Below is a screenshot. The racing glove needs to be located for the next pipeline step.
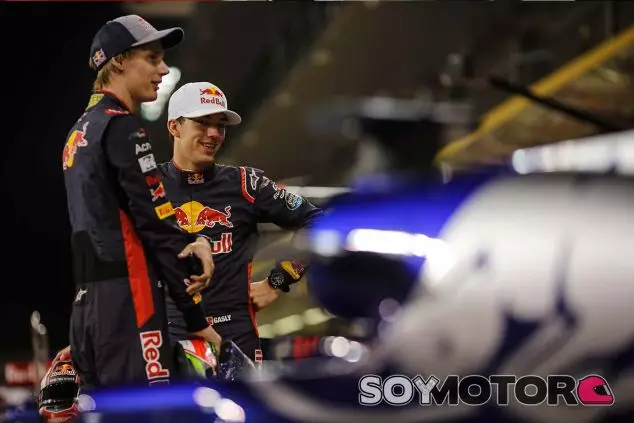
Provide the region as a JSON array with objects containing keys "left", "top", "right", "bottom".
[{"left": 267, "top": 260, "right": 307, "bottom": 293}]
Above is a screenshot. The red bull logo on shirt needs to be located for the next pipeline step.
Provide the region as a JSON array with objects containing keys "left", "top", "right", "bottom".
[
  {"left": 174, "top": 201, "right": 233, "bottom": 254},
  {"left": 62, "top": 122, "right": 89, "bottom": 170},
  {"left": 174, "top": 201, "right": 233, "bottom": 231},
  {"left": 140, "top": 330, "right": 170, "bottom": 385}
]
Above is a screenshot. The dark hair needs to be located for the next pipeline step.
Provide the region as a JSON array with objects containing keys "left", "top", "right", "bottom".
[{"left": 170, "top": 117, "right": 186, "bottom": 142}]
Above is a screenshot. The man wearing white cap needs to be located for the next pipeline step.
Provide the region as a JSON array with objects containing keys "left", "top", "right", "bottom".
[{"left": 161, "top": 82, "right": 323, "bottom": 362}]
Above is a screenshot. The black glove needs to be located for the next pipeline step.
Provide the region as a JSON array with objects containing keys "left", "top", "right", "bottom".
[{"left": 267, "top": 260, "right": 307, "bottom": 293}]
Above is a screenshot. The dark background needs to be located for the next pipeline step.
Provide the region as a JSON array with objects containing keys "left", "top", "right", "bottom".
[{"left": 0, "top": 2, "right": 127, "bottom": 356}]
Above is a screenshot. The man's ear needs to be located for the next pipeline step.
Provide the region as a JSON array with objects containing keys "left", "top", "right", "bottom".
[
  {"left": 111, "top": 56, "right": 126, "bottom": 73},
  {"left": 167, "top": 119, "right": 180, "bottom": 139}
]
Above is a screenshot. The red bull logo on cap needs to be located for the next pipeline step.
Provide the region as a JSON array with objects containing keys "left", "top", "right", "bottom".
[
  {"left": 199, "top": 87, "right": 223, "bottom": 98},
  {"left": 137, "top": 16, "right": 154, "bottom": 32},
  {"left": 92, "top": 49, "right": 106, "bottom": 69},
  {"left": 199, "top": 86, "right": 226, "bottom": 108},
  {"left": 62, "top": 123, "right": 89, "bottom": 170}
]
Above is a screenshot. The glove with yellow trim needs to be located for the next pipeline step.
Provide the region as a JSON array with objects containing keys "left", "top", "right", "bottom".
[{"left": 267, "top": 260, "right": 307, "bottom": 293}]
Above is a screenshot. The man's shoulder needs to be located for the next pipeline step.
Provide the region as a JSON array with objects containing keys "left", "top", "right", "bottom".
[
  {"left": 214, "top": 163, "right": 267, "bottom": 203},
  {"left": 216, "top": 163, "right": 265, "bottom": 176},
  {"left": 66, "top": 100, "right": 134, "bottom": 142},
  {"left": 216, "top": 163, "right": 267, "bottom": 183},
  {"left": 84, "top": 93, "right": 132, "bottom": 117},
  {"left": 82, "top": 93, "right": 140, "bottom": 131}
]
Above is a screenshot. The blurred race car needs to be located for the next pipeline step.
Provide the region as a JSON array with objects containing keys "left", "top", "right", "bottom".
[{"left": 246, "top": 103, "right": 634, "bottom": 423}]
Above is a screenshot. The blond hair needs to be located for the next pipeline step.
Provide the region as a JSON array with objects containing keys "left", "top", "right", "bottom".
[{"left": 89, "top": 50, "right": 134, "bottom": 91}]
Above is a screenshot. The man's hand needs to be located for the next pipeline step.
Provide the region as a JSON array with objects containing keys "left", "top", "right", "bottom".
[
  {"left": 54, "top": 345, "right": 71, "bottom": 363},
  {"left": 250, "top": 279, "right": 280, "bottom": 311},
  {"left": 178, "top": 237, "right": 214, "bottom": 295},
  {"left": 191, "top": 326, "right": 222, "bottom": 352}
]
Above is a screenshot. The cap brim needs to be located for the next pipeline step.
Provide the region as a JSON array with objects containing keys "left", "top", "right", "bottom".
[
  {"left": 178, "top": 109, "right": 242, "bottom": 126},
  {"left": 132, "top": 27, "right": 184, "bottom": 51}
]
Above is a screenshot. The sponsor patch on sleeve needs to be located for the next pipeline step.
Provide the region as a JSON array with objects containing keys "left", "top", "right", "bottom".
[
  {"left": 135, "top": 142, "right": 151, "bottom": 155},
  {"left": 145, "top": 174, "right": 161, "bottom": 186},
  {"left": 285, "top": 192, "right": 304, "bottom": 210},
  {"left": 62, "top": 123, "right": 89, "bottom": 171},
  {"left": 138, "top": 154, "right": 158, "bottom": 173},
  {"left": 150, "top": 182, "right": 167, "bottom": 202}
]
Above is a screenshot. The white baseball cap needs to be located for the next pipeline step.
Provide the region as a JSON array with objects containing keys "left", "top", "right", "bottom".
[{"left": 167, "top": 82, "right": 242, "bottom": 125}]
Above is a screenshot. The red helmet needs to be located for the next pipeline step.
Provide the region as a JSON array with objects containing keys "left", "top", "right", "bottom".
[{"left": 38, "top": 361, "right": 80, "bottom": 422}]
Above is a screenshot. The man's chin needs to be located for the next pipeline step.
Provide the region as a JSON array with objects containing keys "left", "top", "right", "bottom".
[
  {"left": 197, "top": 155, "right": 216, "bottom": 167},
  {"left": 142, "top": 92, "right": 159, "bottom": 103}
]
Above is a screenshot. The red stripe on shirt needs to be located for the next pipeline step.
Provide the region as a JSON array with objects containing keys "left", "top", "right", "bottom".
[
  {"left": 247, "top": 262, "right": 259, "bottom": 337},
  {"left": 119, "top": 210, "right": 155, "bottom": 328},
  {"left": 240, "top": 167, "right": 255, "bottom": 204}
]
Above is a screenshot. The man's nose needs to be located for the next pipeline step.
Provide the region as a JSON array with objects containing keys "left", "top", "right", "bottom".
[
  {"left": 207, "top": 126, "right": 223, "bottom": 137},
  {"left": 158, "top": 60, "right": 170, "bottom": 76}
]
